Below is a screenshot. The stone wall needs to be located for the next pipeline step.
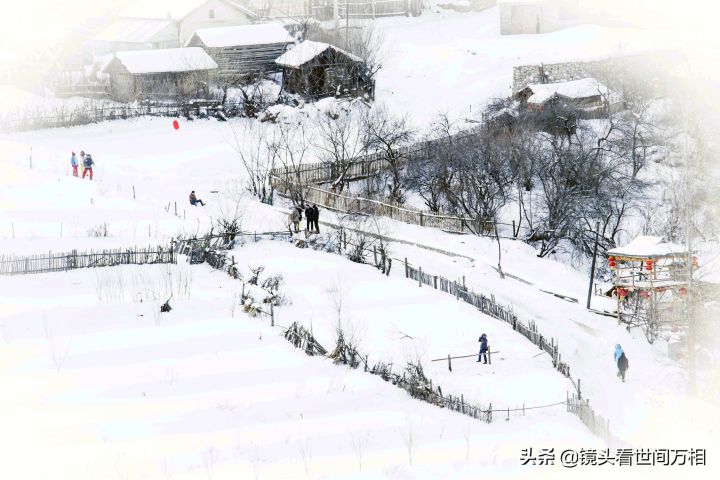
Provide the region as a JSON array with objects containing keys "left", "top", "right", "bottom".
[{"left": 511, "top": 52, "right": 675, "bottom": 93}]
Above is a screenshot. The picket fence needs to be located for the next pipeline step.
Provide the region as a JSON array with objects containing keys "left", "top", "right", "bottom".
[{"left": 0, "top": 246, "right": 175, "bottom": 276}]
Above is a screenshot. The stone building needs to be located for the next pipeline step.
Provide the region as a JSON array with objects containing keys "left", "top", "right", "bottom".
[{"left": 498, "top": 0, "right": 579, "bottom": 35}]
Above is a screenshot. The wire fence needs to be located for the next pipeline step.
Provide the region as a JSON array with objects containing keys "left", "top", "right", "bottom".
[{"left": 0, "top": 246, "right": 175, "bottom": 276}]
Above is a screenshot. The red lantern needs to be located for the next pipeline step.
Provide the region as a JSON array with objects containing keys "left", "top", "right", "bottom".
[
  {"left": 617, "top": 288, "right": 627, "bottom": 298},
  {"left": 609, "top": 260, "right": 616, "bottom": 268},
  {"left": 172, "top": 119, "right": 180, "bottom": 130},
  {"left": 645, "top": 259, "right": 653, "bottom": 271}
]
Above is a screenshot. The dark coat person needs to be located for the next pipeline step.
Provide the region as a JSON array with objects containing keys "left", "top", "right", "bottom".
[
  {"left": 305, "top": 205, "right": 314, "bottom": 231},
  {"left": 477, "top": 333, "right": 489, "bottom": 364},
  {"left": 189, "top": 191, "right": 205, "bottom": 206},
  {"left": 311, "top": 204, "right": 320, "bottom": 233},
  {"left": 617, "top": 352, "right": 629, "bottom": 382}
]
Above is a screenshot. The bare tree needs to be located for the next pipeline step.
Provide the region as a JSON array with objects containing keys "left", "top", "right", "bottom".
[
  {"left": 312, "top": 108, "right": 370, "bottom": 193},
  {"left": 364, "top": 107, "right": 414, "bottom": 204},
  {"left": 267, "top": 121, "right": 311, "bottom": 207},
  {"left": 227, "top": 121, "right": 275, "bottom": 204}
]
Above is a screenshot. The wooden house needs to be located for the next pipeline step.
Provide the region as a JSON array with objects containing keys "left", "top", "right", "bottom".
[
  {"left": 514, "top": 77, "right": 622, "bottom": 117},
  {"left": 186, "top": 24, "right": 294, "bottom": 80},
  {"left": 102, "top": 47, "right": 218, "bottom": 102},
  {"left": 94, "top": 0, "right": 258, "bottom": 52},
  {"left": 274, "top": 41, "right": 373, "bottom": 99}
]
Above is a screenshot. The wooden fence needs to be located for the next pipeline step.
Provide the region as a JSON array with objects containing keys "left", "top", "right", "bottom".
[
  {"left": 0, "top": 100, "right": 225, "bottom": 133},
  {"left": 168, "top": 229, "right": 612, "bottom": 443},
  {"left": 0, "top": 246, "right": 175, "bottom": 276},
  {"left": 403, "top": 260, "right": 611, "bottom": 443}
]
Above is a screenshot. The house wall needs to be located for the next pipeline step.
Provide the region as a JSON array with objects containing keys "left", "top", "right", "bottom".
[
  {"left": 190, "top": 43, "right": 290, "bottom": 79},
  {"left": 500, "top": 0, "right": 578, "bottom": 35},
  {"left": 109, "top": 71, "right": 136, "bottom": 102},
  {"left": 179, "top": 0, "right": 252, "bottom": 45}
]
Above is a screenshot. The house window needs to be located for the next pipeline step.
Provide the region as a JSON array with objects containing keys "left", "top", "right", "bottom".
[{"left": 209, "top": 9, "right": 215, "bottom": 19}]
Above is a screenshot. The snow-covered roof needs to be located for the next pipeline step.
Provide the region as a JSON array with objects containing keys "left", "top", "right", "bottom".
[
  {"left": 524, "top": 78, "right": 610, "bottom": 105},
  {"left": 93, "top": 18, "right": 175, "bottom": 44},
  {"left": 275, "top": 41, "right": 361, "bottom": 68},
  {"left": 190, "top": 24, "right": 293, "bottom": 48},
  {"left": 120, "top": 0, "right": 256, "bottom": 21},
  {"left": 107, "top": 48, "right": 218, "bottom": 75},
  {"left": 607, "top": 236, "right": 688, "bottom": 258}
]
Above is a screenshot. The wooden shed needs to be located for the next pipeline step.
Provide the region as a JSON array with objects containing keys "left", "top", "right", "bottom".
[
  {"left": 514, "top": 77, "right": 623, "bottom": 118},
  {"left": 275, "top": 41, "right": 373, "bottom": 100},
  {"left": 186, "top": 24, "right": 293, "bottom": 80},
  {"left": 102, "top": 47, "right": 218, "bottom": 102}
]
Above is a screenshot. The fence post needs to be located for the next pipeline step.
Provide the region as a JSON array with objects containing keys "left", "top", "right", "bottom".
[
  {"left": 404, "top": 257, "right": 408, "bottom": 278},
  {"left": 271, "top": 303, "right": 275, "bottom": 327},
  {"left": 433, "top": 275, "right": 437, "bottom": 289},
  {"left": 419, "top": 212, "right": 424, "bottom": 226},
  {"left": 577, "top": 378, "right": 582, "bottom": 400},
  {"left": 462, "top": 275, "right": 465, "bottom": 290},
  {"left": 418, "top": 267, "right": 422, "bottom": 287},
  {"left": 447, "top": 354, "right": 452, "bottom": 372},
  {"left": 174, "top": 202, "right": 177, "bottom": 216},
  {"left": 133, "top": 185, "right": 136, "bottom": 200},
  {"left": 454, "top": 282, "right": 459, "bottom": 300},
  {"left": 488, "top": 348, "right": 492, "bottom": 365}
]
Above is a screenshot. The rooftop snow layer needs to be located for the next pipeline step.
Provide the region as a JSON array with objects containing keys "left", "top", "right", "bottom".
[
  {"left": 191, "top": 24, "right": 293, "bottom": 48},
  {"left": 275, "top": 40, "right": 361, "bottom": 68},
  {"left": 110, "top": 47, "right": 218, "bottom": 74},
  {"left": 94, "top": 18, "right": 175, "bottom": 43},
  {"left": 607, "top": 235, "right": 688, "bottom": 258},
  {"left": 120, "top": 0, "right": 256, "bottom": 21},
  {"left": 525, "top": 78, "right": 609, "bottom": 104}
]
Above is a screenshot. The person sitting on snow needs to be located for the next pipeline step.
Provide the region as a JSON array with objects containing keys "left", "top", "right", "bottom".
[{"left": 189, "top": 191, "right": 205, "bottom": 206}]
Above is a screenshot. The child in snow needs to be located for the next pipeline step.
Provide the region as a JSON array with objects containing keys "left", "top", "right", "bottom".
[
  {"left": 82, "top": 153, "right": 94, "bottom": 180},
  {"left": 477, "top": 333, "right": 489, "bottom": 364},
  {"left": 79, "top": 150, "right": 86, "bottom": 177},
  {"left": 289, "top": 207, "right": 302, "bottom": 233},
  {"left": 70, "top": 152, "right": 78, "bottom": 177},
  {"left": 189, "top": 191, "right": 206, "bottom": 206}
]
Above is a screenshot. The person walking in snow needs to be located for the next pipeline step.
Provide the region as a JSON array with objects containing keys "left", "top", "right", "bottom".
[
  {"left": 305, "top": 204, "right": 314, "bottom": 232},
  {"left": 618, "top": 351, "right": 629, "bottom": 382},
  {"left": 477, "top": 333, "right": 489, "bottom": 364},
  {"left": 70, "top": 151, "right": 78, "bottom": 177},
  {"left": 614, "top": 344, "right": 629, "bottom": 381},
  {"left": 189, "top": 190, "right": 205, "bottom": 206},
  {"left": 311, "top": 204, "right": 320, "bottom": 233},
  {"left": 82, "top": 153, "right": 94, "bottom": 180}
]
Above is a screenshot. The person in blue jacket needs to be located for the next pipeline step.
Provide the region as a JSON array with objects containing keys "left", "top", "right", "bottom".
[
  {"left": 614, "top": 344, "right": 629, "bottom": 381},
  {"left": 70, "top": 151, "right": 78, "bottom": 177},
  {"left": 477, "top": 333, "right": 489, "bottom": 364}
]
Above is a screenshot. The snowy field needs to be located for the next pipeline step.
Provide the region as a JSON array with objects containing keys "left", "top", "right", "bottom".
[{"left": 0, "top": 261, "right": 602, "bottom": 480}]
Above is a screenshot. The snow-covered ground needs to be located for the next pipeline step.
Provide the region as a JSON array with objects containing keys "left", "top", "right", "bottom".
[
  {"left": 1, "top": 5, "right": 719, "bottom": 480},
  {"left": 0, "top": 261, "right": 602, "bottom": 480}
]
